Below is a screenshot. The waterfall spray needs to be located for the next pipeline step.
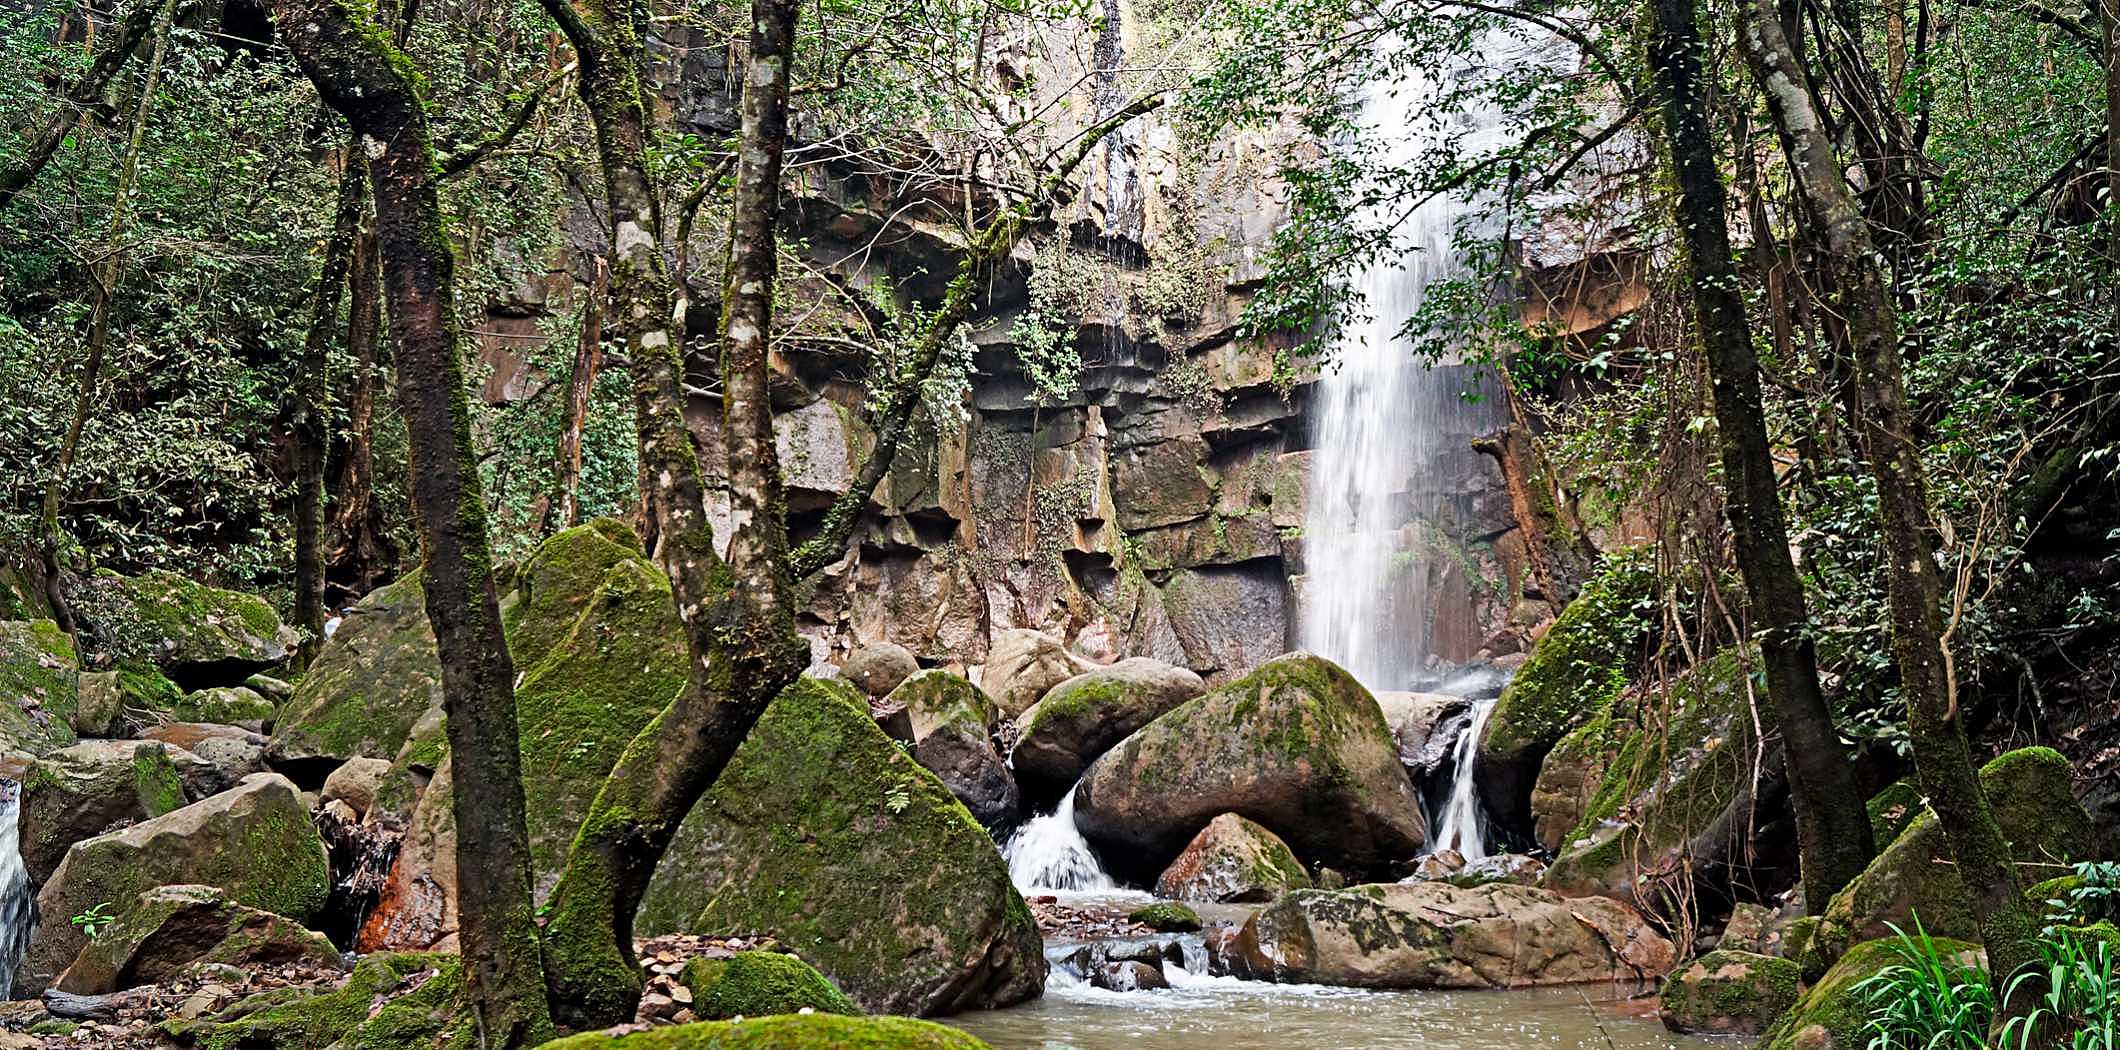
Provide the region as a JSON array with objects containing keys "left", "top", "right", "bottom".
[{"left": 1004, "top": 787, "right": 1116, "bottom": 893}]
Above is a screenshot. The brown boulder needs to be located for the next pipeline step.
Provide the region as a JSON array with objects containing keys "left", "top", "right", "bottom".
[
  {"left": 841, "top": 641, "right": 920, "bottom": 697},
  {"left": 1012, "top": 658, "right": 1204, "bottom": 804},
  {"left": 981, "top": 629, "right": 1089, "bottom": 720},
  {"left": 1153, "top": 813, "right": 1312, "bottom": 903}
]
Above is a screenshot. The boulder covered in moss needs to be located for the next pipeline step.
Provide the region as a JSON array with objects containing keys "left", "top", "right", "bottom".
[
  {"left": 55, "top": 883, "right": 339, "bottom": 994},
  {"left": 1864, "top": 778, "right": 1923, "bottom": 845},
  {"left": 1128, "top": 902, "right": 1203, "bottom": 932},
  {"left": 166, "top": 685, "right": 277, "bottom": 730},
  {"left": 1659, "top": 949, "right": 1801, "bottom": 1035},
  {"left": 1012, "top": 657, "right": 1205, "bottom": 804},
  {"left": 636, "top": 678, "right": 1045, "bottom": 1016},
  {"left": 1074, "top": 653, "right": 1425, "bottom": 880},
  {"left": 982, "top": 628, "right": 1089, "bottom": 719},
  {"left": 536, "top": 1015, "right": 993, "bottom": 1050},
  {"left": 265, "top": 571, "right": 442, "bottom": 774},
  {"left": 162, "top": 951, "right": 471, "bottom": 1049},
  {"left": 1760, "top": 936, "right": 1982, "bottom": 1049},
  {"left": 18, "top": 739, "right": 192, "bottom": 882},
  {"left": 359, "top": 522, "right": 689, "bottom": 950},
  {"left": 68, "top": 570, "right": 298, "bottom": 689},
  {"left": 0, "top": 618, "right": 82, "bottom": 755},
  {"left": 19, "top": 771, "right": 329, "bottom": 995},
  {"left": 881, "top": 671, "right": 1017, "bottom": 828},
  {"left": 1152, "top": 812, "right": 1311, "bottom": 903},
  {"left": 1815, "top": 747, "right": 2097, "bottom": 957},
  {"left": 1227, "top": 881, "right": 1677, "bottom": 988},
  {"left": 1475, "top": 554, "right": 1654, "bottom": 832},
  {"left": 680, "top": 950, "right": 861, "bottom": 1020},
  {"left": 1539, "top": 647, "right": 1756, "bottom": 902},
  {"left": 889, "top": 670, "right": 999, "bottom": 739}
]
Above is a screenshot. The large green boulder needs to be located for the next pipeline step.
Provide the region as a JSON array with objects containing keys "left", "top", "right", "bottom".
[
  {"left": 18, "top": 739, "right": 191, "bottom": 882},
  {"left": 1812, "top": 746, "right": 2097, "bottom": 963},
  {"left": 358, "top": 521, "right": 687, "bottom": 948},
  {"left": 162, "top": 951, "right": 471, "bottom": 1049},
  {"left": 636, "top": 678, "right": 1045, "bottom": 1016},
  {"left": 18, "top": 771, "right": 329, "bottom": 995},
  {"left": 1760, "top": 936, "right": 1983, "bottom": 1049},
  {"left": 887, "top": 671, "right": 1017, "bottom": 829},
  {"left": 1659, "top": 949, "right": 1802, "bottom": 1035},
  {"left": 537, "top": 1016, "right": 993, "bottom": 1050},
  {"left": 55, "top": 883, "right": 339, "bottom": 995},
  {"left": 266, "top": 571, "right": 443, "bottom": 774},
  {"left": 1539, "top": 647, "right": 1755, "bottom": 904},
  {"left": 1476, "top": 553, "right": 1655, "bottom": 832},
  {"left": 1073, "top": 652, "right": 1425, "bottom": 880},
  {"left": 680, "top": 951, "right": 861, "bottom": 1020},
  {"left": 0, "top": 618, "right": 82, "bottom": 754},
  {"left": 68, "top": 570, "right": 298, "bottom": 689},
  {"left": 1012, "top": 657, "right": 1205, "bottom": 804}
]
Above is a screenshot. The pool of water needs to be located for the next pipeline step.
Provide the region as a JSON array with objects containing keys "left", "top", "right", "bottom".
[{"left": 947, "top": 948, "right": 1732, "bottom": 1050}]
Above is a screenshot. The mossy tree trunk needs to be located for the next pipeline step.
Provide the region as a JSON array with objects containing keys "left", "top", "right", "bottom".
[
  {"left": 293, "top": 144, "right": 366, "bottom": 667},
  {"left": 267, "top": 1, "right": 552, "bottom": 1044},
  {"left": 1647, "top": 0, "right": 1875, "bottom": 907},
  {"left": 1736, "top": 0, "right": 2041, "bottom": 993},
  {"left": 533, "top": 0, "right": 809, "bottom": 1028}
]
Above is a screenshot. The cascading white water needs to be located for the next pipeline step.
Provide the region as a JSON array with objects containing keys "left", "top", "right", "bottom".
[
  {"left": 0, "top": 780, "right": 35, "bottom": 999},
  {"left": 1430, "top": 697, "right": 1498, "bottom": 861},
  {"left": 1003, "top": 788, "right": 1116, "bottom": 892},
  {"left": 1298, "top": 66, "right": 1511, "bottom": 691}
]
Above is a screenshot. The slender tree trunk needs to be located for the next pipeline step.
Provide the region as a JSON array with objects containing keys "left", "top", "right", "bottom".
[
  {"left": 1737, "top": 0, "right": 2040, "bottom": 989},
  {"left": 1648, "top": 0, "right": 1875, "bottom": 908},
  {"left": 0, "top": 0, "right": 172, "bottom": 214},
  {"left": 533, "top": 0, "right": 808, "bottom": 1027},
  {"left": 547, "top": 260, "right": 606, "bottom": 534},
  {"left": 268, "top": 2, "right": 551, "bottom": 1044},
  {"left": 328, "top": 225, "right": 399, "bottom": 601},
  {"left": 294, "top": 144, "right": 366, "bottom": 666}
]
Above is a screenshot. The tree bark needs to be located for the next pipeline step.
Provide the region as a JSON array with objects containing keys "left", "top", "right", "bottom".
[
  {"left": 268, "top": 2, "right": 551, "bottom": 1044},
  {"left": 0, "top": 0, "right": 172, "bottom": 214},
  {"left": 1737, "top": 0, "right": 2040, "bottom": 989},
  {"left": 547, "top": 260, "right": 606, "bottom": 534},
  {"left": 293, "top": 144, "right": 366, "bottom": 666},
  {"left": 327, "top": 225, "right": 400, "bottom": 602},
  {"left": 1648, "top": 0, "right": 1875, "bottom": 908},
  {"left": 533, "top": 0, "right": 808, "bottom": 1028}
]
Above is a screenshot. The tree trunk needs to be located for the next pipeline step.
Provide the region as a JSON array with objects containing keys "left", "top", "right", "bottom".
[
  {"left": 1737, "top": 0, "right": 2040, "bottom": 989},
  {"left": 327, "top": 225, "right": 399, "bottom": 603},
  {"left": 547, "top": 259, "right": 606, "bottom": 534},
  {"left": 0, "top": 0, "right": 172, "bottom": 214},
  {"left": 268, "top": 2, "right": 551, "bottom": 1044},
  {"left": 533, "top": 0, "right": 808, "bottom": 1028},
  {"left": 1648, "top": 0, "right": 1875, "bottom": 908},
  {"left": 294, "top": 144, "right": 366, "bottom": 666}
]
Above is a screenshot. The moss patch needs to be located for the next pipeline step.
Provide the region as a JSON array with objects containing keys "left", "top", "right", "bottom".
[
  {"left": 681, "top": 951, "right": 861, "bottom": 1020},
  {"left": 536, "top": 1015, "right": 992, "bottom": 1050},
  {"left": 1128, "top": 902, "right": 1202, "bottom": 932},
  {"left": 0, "top": 618, "right": 82, "bottom": 754},
  {"left": 1761, "top": 936, "right": 1982, "bottom": 1050},
  {"left": 163, "top": 952, "right": 472, "bottom": 1050},
  {"left": 1660, "top": 949, "right": 1801, "bottom": 1035}
]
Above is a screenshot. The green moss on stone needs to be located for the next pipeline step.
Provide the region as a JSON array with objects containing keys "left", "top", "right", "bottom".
[
  {"left": 681, "top": 951, "right": 862, "bottom": 1020},
  {"left": 132, "top": 746, "right": 185, "bottom": 816},
  {"left": 1661, "top": 949, "right": 1801, "bottom": 1035},
  {"left": 1479, "top": 551, "right": 1655, "bottom": 764},
  {"left": 536, "top": 1015, "right": 993, "bottom": 1050},
  {"left": 0, "top": 618, "right": 82, "bottom": 754},
  {"left": 1864, "top": 779, "right": 1924, "bottom": 846},
  {"left": 166, "top": 952, "right": 471, "bottom": 1050},
  {"left": 1128, "top": 902, "right": 1203, "bottom": 931},
  {"left": 1760, "top": 936, "right": 1982, "bottom": 1050}
]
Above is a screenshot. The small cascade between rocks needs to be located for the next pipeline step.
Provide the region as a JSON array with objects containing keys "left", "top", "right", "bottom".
[
  {"left": 1003, "top": 788, "right": 1116, "bottom": 893},
  {"left": 0, "top": 780, "right": 35, "bottom": 999},
  {"left": 1429, "top": 696, "right": 1498, "bottom": 861}
]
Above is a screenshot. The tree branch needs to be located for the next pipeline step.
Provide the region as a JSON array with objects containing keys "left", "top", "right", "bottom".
[{"left": 437, "top": 61, "right": 576, "bottom": 178}]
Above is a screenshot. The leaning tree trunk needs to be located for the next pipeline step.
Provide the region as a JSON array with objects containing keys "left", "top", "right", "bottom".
[
  {"left": 1648, "top": 0, "right": 1875, "bottom": 907},
  {"left": 534, "top": 0, "right": 808, "bottom": 1028},
  {"left": 293, "top": 144, "right": 366, "bottom": 666},
  {"left": 1737, "top": 0, "right": 2040, "bottom": 989},
  {"left": 268, "top": 1, "right": 552, "bottom": 1044}
]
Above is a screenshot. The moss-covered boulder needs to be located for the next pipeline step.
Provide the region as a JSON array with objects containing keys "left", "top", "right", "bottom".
[
  {"left": 1864, "top": 779, "right": 1923, "bottom": 845},
  {"left": 68, "top": 570, "right": 298, "bottom": 689},
  {"left": 636, "top": 678, "right": 1045, "bottom": 1016},
  {"left": 55, "top": 883, "right": 339, "bottom": 994},
  {"left": 1074, "top": 653, "right": 1425, "bottom": 880},
  {"left": 1760, "top": 936, "right": 1982, "bottom": 1049},
  {"left": 1152, "top": 812, "right": 1311, "bottom": 903},
  {"left": 1012, "top": 657, "right": 1205, "bottom": 804},
  {"left": 680, "top": 951, "right": 862, "bottom": 1020},
  {"left": 162, "top": 951, "right": 472, "bottom": 1049},
  {"left": 166, "top": 685, "right": 278, "bottom": 729},
  {"left": 1227, "top": 881, "right": 1677, "bottom": 988},
  {"left": 18, "top": 739, "right": 191, "bottom": 882},
  {"left": 0, "top": 618, "right": 82, "bottom": 754},
  {"left": 1539, "top": 648, "right": 1755, "bottom": 903},
  {"left": 19, "top": 771, "right": 329, "bottom": 995},
  {"left": 266, "top": 571, "right": 442, "bottom": 774},
  {"left": 888, "top": 670, "right": 999, "bottom": 739},
  {"left": 1659, "top": 949, "right": 1801, "bottom": 1035},
  {"left": 536, "top": 1015, "right": 992, "bottom": 1050},
  {"left": 1475, "top": 554, "right": 1654, "bottom": 832},
  {"left": 359, "top": 522, "right": 688, "bottom": 950},
  {"left": 1815, "top": 747, "right": 2097, "bottom": 958},
  {"left": 1128, "top": 902, "right": 1202, "bottom": 932}
]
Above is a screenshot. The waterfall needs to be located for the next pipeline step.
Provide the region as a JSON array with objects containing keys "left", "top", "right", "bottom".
[
  {"left": 1430, "top": 696, "right": 1498, "bottom": 861},
  {"left": 1298, "top": 57, "right": 1510, "bottom": 689},
  {"left": 0, "top": 780, "right": 35, "bottom": 999},
  {"left": 1004, "top": 788, "right": 1116, "bottom": 893}
]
